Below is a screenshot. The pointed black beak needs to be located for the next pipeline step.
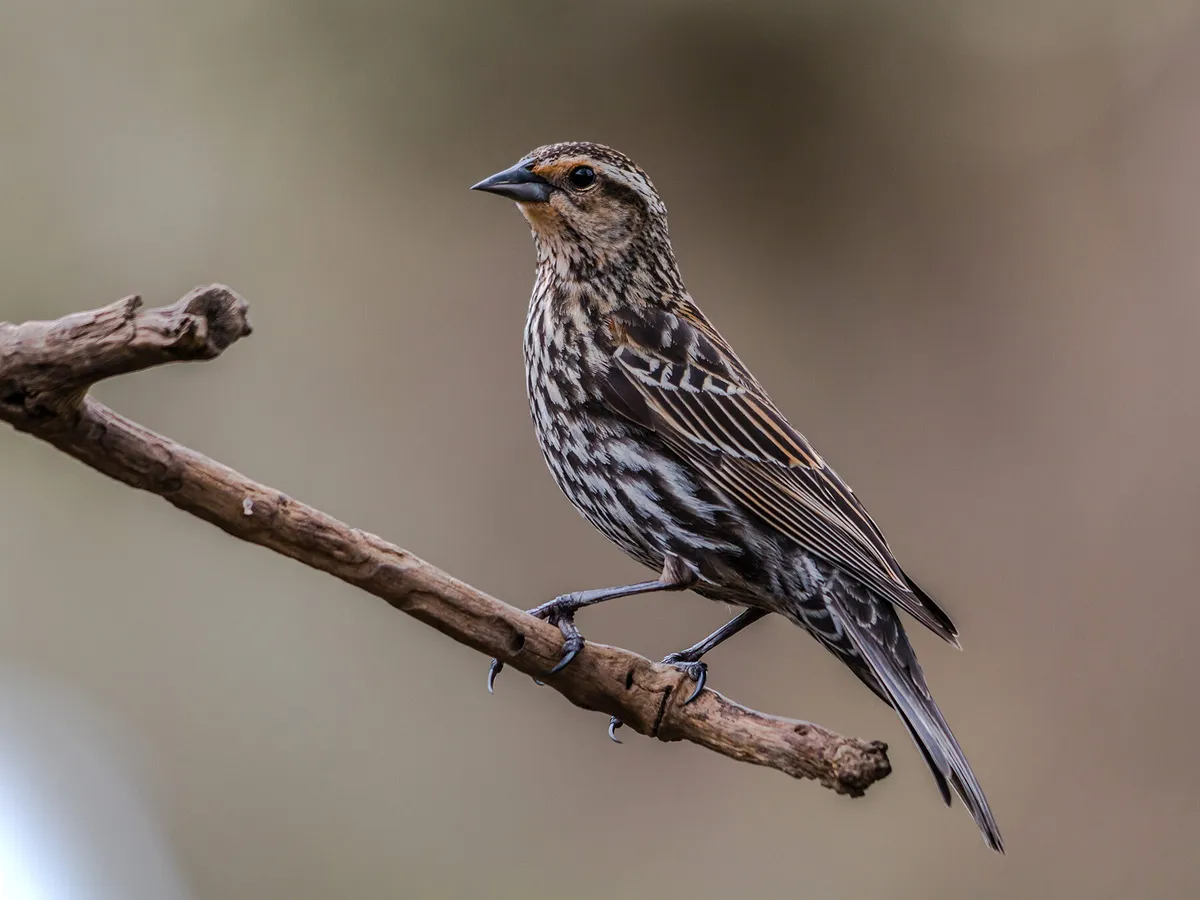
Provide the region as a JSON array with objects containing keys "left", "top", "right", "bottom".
[{"left": 470, "top": 162, "right": 553, "bottom": 203}]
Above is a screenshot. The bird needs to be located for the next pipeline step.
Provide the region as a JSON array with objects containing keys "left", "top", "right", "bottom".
[{"left": 471, "top": 141, "right": 1003, "bottom": 852}]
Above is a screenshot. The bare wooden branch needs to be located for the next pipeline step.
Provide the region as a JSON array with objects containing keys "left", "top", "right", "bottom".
[{"left": 0, "top": 287, "right": 891, "bottom": 796}]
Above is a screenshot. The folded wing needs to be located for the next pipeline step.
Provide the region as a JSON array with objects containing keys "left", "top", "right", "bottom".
[{"left": 602, "top": 306, "right": 959, "bottom": 645}]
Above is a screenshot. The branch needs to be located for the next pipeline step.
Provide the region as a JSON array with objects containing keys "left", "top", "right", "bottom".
[{"left": 0, "top": 287, "right": 891, "bottom": 796}]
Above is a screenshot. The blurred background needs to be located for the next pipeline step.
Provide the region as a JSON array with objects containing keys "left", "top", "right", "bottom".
[{"left": 2, "top": 0, "right": 1199, "bottom": 896}]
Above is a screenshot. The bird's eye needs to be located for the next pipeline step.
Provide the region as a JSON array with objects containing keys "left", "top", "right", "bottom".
[{"left": 568, "top": 165, "right": 596, "bottom": 189}]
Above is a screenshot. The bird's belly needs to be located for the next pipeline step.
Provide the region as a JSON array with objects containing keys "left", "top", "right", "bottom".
[
  {"left": 528, "top": 391, "right": 753, "bottom": 580},
  {"left": 527, "top": 394, "right": 845, "bottom": 628},
  {"left": 532, "top": 410, "right": 664, "bottom": 569}
]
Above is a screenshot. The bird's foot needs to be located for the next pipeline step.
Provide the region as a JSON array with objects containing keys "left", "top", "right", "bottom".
[
  {"left": 539, "top": 600, "right": 586, "bottom": 675},
  {"left": 606, "top": 655, "right": 709, "bottom": 742},
  {"left": 662, "top": 653, "right": 708, "bottom": 704},
  {"left": 486, "top": 593, "right": 589, "bottom": 692}
]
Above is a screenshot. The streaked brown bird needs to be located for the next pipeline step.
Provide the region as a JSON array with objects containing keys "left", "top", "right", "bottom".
[{"left": 472, "top": 141, "right": 1003, "bottom": 852}]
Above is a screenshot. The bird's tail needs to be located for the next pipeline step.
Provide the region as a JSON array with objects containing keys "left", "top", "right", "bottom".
[{"left": 826, "top": 588, "right": 1005, "bottom": 853}]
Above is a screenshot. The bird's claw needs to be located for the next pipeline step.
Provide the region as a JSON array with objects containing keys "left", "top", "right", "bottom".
[
  {"left": 485, "top": 656, "right": 544, "bottom": 693},
  {"left": 663, "top": 656, "right": 708, "bottom": 705},
  {"left": 485, "top": 596, "right": 588, "bottom": 691},
  {"left": 487, "top": 658, "right": 503, "bottom": 693},
  {"left": 608, "top": 716, "right": 623, "bottom": 743},
  {"left": 545, "top": 632, "right": 583, "bottom": 675},
  {"left": 603, "top": 657, "right": 706, "bottom": 742},
  {"left": 541, "top": 603, "right": 585, "bottom": 675}
]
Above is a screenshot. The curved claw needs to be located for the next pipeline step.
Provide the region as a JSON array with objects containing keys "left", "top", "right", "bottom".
[
  {"left": 683, "top": 664, "right": 707, "bottom": 704},
  {"left": 487, "top": 658, "right": 503, "bottom": 693},
  {"left": 608, "top": 717, "right": 624, "bottom": 743},
  {"left": 546, "top": 644, "right": 579, "bottom": 675}
]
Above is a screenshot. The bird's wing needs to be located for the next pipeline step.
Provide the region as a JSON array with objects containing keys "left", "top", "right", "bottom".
[{"left": 601, "top": 305, "right": 959, "bottom": 645}]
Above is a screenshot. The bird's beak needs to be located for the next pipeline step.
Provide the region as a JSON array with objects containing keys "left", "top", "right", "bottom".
[{"left": 470, "top": 163, "right": 553, "bottom": 203}]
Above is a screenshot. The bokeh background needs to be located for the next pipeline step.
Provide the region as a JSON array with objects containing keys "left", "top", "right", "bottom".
[{"left": 3, "top": 1, "right": 1200, "bottom": 897}]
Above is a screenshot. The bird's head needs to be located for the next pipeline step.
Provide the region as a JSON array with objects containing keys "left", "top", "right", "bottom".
[{"left": 472, "top": 142, "right": 670, "bottom": 270}]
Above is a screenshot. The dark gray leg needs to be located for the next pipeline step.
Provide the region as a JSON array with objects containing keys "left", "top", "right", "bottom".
[
  {"left": 488, "top": 556, "right": 696, "bottom": 690},
  {"left": 608, "top": 607, "right": 768, "bottom": 742}
]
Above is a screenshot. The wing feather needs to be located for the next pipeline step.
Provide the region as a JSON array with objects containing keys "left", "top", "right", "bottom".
[{"left": 605, "top": 309, "right": 960, "bottom": 645}]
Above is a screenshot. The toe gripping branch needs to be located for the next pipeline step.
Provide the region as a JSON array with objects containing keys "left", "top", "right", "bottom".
[
  {"left": 608, "top": 656, "right": 707, "bottom": 742},
  {"left": 486, "top": 597, "right": 711, "bottom": 744},
  {"left": 487, "top": 592, "right": 590, "bottom": 691}
]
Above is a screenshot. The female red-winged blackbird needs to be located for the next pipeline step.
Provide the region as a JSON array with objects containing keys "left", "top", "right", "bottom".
[{"left": 472, "top": 142, "right": 1003, "bottom": 852}]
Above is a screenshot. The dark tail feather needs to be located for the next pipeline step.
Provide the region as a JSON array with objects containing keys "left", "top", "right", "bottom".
[
  {"left": 830, "top": 594, "right": 1005, "bottom": 853},
  {"left": 899, "top": 704, "right": 953, "bottom": 806}
]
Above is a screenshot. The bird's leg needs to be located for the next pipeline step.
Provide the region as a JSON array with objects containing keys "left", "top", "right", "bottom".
[
  {"left": 488, "top": 555, "right": 696, "bottom": 690},
  {"left": 530, "top": 580, "right": 671, "bottom": 675},
  {"left": 662, "top": 607, "right": 769, "bottom": 702},
  {"left": 608, "top": 607, "right": 768, "bottom": 742}
]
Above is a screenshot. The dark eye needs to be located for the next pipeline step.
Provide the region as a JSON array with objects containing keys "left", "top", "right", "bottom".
[{"left": 568, "top": 165, "right": 596, "bottom": 189}]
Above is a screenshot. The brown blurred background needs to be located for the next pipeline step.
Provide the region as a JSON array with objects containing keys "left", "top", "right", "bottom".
[{"left": 3, "top": 1, "right": 1200, "bottom": 897}]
